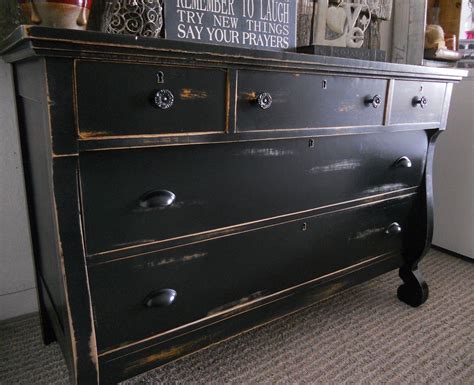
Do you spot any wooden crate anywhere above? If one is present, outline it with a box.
[392,0,427,65]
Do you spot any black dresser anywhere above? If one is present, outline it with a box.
[1,26,466,384]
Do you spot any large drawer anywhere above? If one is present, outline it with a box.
[89,195,415,352]
[237,70,388,131]
[79,131,428,255]
[389,80,446,125]
[75,61,227,137]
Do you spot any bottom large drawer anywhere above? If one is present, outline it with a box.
[89,195,416,352]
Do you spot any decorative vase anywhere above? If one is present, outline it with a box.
[18,0,93,30]
[102,0,163,38]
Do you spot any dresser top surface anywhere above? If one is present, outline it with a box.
[0,26,467,82]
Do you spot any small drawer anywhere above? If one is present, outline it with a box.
[89,195,415,352]
[75,61,227,137]
[389,80,446,125]
[237,70,388,131]
[79,131,428,255]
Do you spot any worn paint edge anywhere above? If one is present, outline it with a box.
[45,58,100,384]
[43,58,79,385]
[384,79,395,125]
[99,251,398,357]
[88,190,418,264]
[13,31,465,82]
[77,124,439,153]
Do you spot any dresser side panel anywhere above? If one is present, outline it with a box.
[14,58,99,384]
[14,58,73,370]
[51,156,99,385]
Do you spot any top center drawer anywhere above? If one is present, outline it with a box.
[75,61,227,138]
[237,70,388,131]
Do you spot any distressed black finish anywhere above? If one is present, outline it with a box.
[389,80,446,125]
[90,195,416,352]
[1,26,465,385]
[76,61,227,137]
[80,131,428,255]
[237,71,388,130]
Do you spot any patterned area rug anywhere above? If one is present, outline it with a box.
[1,249,473,384]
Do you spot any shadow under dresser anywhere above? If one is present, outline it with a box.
[0,26,466,385]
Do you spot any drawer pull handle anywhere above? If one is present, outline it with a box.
[154,89,174,110]
[366,94,382,108]
[386,222,402,235]
[413,96,428,109]
[139,190,176,209]
[257,92,273,110]
[395,156,412,168]
[144,289,177,308]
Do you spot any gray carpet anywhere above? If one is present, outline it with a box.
[1,249,473,385]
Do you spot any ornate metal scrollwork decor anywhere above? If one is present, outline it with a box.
[102,0,163,38]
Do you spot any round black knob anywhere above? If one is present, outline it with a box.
[413,96,428,109]
[394,156,412,168]
[154,89,174,110]
[144,289,177,308]
[385,222,402,235]
[367,94,382,108]
[257,92,273,110]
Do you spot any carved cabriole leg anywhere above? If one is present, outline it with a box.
[397,266,429,307]
[398,130,441,307]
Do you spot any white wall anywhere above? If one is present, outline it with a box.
[0,60,38,320]
[433,70,474,258]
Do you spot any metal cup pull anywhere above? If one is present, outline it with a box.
[144,289,177,308]
[394,156,412,168]
[385,222,402,235]
[139,190,176,209]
